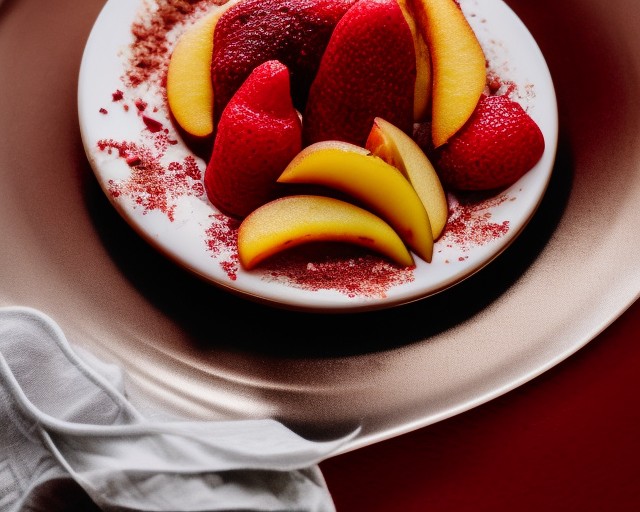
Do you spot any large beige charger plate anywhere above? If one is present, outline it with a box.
[0,0,639,451]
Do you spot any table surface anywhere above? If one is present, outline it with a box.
[320,297,640,511]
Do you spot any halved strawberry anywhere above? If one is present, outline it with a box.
[416,94,545,191]
[204,60,302,219]
[302,0,416,147]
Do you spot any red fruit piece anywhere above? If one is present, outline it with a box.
[205,60,302,219]
[417,94,545,191]
[303,0,416,147]
[211,0,356,122]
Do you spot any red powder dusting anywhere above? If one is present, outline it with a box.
[203,218,415,297]
[264,247,415,299]
[503,80,518,97]
[485,71,518,98]
[97,137,204,222]
[125,0,223,88]
[205,214,240,280]
[440,193,510,251]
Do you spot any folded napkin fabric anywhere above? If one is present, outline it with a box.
[0,307,355,511]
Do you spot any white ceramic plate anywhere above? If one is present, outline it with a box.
[78,0,558,313]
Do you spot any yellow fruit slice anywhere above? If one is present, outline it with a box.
[166,7,228,137]
[409,0,487,147]
[278,140,434,262]
[398,0,432,121]
[366,117,448,239]
[237,195,415,269]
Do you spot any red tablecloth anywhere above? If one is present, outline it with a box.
[321,298,640,511]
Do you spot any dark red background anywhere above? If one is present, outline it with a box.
[321,298,640,511]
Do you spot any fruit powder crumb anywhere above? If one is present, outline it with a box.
[440,193,510,251]
[97,138,204,222]
[125,0,223,88]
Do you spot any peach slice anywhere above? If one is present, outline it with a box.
[277,141,434,262]
[237,195,414,269]
[365,117,448,239]
[398,0,432,121]
[409,0,486,147]
[166,6,230,138]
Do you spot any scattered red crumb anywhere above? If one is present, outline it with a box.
[264,247,415,298]
[125,0,222,88]
[112,89,124,101]
[440,193,510,251]
[97,137,204,222]
[203,221,416,297]
[142,115,164,133]
[125,154,141,166]
[486,71,502,94]
[135,99,148,111]
[99,108,108,115]
[205,214,240,280]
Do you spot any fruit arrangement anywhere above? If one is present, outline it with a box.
[166,0,546,270]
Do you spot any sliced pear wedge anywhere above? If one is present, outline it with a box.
[237,195,415,269]
[278,140,434,262]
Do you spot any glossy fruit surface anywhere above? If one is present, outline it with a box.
[166,5,233,138]
[278,140,434,262]
[211,0,356,121]
[366,117,448,239]
[303,0,416,147]
[237,195,415,269]
[398,0,432,121]
[419,94,546,191]
[409,0,487,147]
[205,60,302,218]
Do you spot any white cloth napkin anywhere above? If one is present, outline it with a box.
[0,306,355,511]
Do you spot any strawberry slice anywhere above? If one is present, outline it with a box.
[204,60,302,219]
[417,94,545,191]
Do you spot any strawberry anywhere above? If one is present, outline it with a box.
[211,0,357,123]
[302,0,416,147]
[416,94,545,191]
[204,60,302,219]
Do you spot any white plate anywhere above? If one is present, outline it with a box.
[78,0,558,312]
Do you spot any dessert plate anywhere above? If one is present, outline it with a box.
[78,0,558,312]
